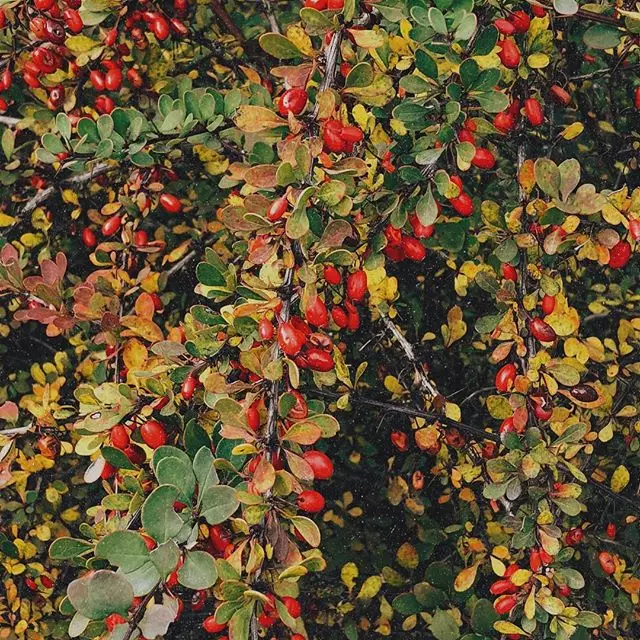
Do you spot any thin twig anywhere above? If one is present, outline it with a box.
[121,585,160,640]
[210,0,245,42]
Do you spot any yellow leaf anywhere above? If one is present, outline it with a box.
[511,569,532,586]
[611,465,630,493]
[341,562,359,593]
[347,28,385,49]
[235,105,287,133]
[285,24,314,56]
[0,212,17,227]
[454,563,478,592]
[494,621,528,635]
[396,542,419,569]
[65,35,100,54]
[527,52,550,68]
[525,585,536,620]
[561,122,584,140]
[384,375,405,395]
[357,575,383,599]
[123,338,148,370]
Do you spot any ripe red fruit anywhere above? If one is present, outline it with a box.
[278,88,308,116]
[391,430,409,452]
[409,214,435,238]
[494,18,515,35]
[532,4,546,16]
[140,420,167,449]
[288,390,309,419]
[324,264,341,285]
[277,321,306,356]
[133,230,149,247]
[63,9,83,33]
[104,68,123,91]
[565,527,583,546]
[493,595,517,614]
[111,424,130,450]
[450,193,474,217]
[303,450,334,480]
[246,404,260,431]
[346,270,367,301]
[267,196,288,222]
[33,48,60,74]
[258,318,274,340]
[401,236,426,261]
[281,596,301,618]
[629,219,640,241]
[341,126,364,143]
[501,263,517,281]
[557,584,571,597]
[323,125,345,153]
[458,128,475,144]
[531,393,553,421]
[105,614,127,632]
[305,296,329,327]
[490,579,518,595]
[598,551,615,575]
[304,0,327,9]
[101,461,116,479]
[495,363,517,392]
[95,95,115,114]
[35,0,55,9]
[509,10,530,33]
[608,240,631,269]
[530,548,542,572]
[209,525,231,552]
[202,616,226,633]
[297,489,325,513]
[529,317,557,342]
[550,85,571,106]
[606,523,617,539]
[635,87,640,110]
[332,305,349,328]
[541,294,555,315]
[493,111,516,133]
[90,70,106,91]
[159,193,182,214]
[499,417,515,433]
[101,215,121,237]
[152,15,171,40]
[498,39,521,68]
[81,227,97,248]
[305,347,334,371]
[471,147,496,170]
[524,98,544,126]
[181,374,198,400]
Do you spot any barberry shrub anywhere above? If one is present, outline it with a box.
[0,0,639,640]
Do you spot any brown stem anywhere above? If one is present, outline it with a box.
[121,584,160,640]
[529,1,622,26]
[210,0,245,42]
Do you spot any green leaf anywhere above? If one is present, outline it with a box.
[49,537,93,560]
[228,603,254,640]
[42,133,66,155]
[471,598,499,635]
[473,25,498,56]
[574,611,602,628]
[583,24,621,49]
[197,262,226,287]
[177,550,219,589]
[474,90,509,113]
[534,158,561,198]
[95,531,150,573]
[67,570,133,619]
[193,446,219,499]
[141,485,185,544]
[259,33,304,59]
[554,0,578,14]
[150,540,180,578]
[345,62,374,88]
[392,593,423,615]
[495,238,518,263]
[430,609,460,640]
[416,187,438,226]
[102,445,138,470]
[454,12,477,40]
[415,50,438,79]
[155,456,196,500]
[428,7,447,34]
[459,59,479,89]
[200,485,239,524]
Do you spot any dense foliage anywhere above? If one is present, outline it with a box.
[0,0,640,639]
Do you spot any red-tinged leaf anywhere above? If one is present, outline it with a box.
[119,316,164,342]
[252,455,276,493]
[284,450,314,482]
[282,421,322,445]
[243,164,279,189]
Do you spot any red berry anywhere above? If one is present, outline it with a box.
[101,215,122,237]
[151,16,170,40]
[498,39,520,69]
[493,111,516,133]
[303,450,334,479]
[140,420,167,449]
[471,147,496,170]
[341,125,363,143]
[529,317,557,343]
[90,70,106,91]
[598,551,615,575]
[104,67,123,91]
[246,404,260,431]
[181,374,198,400]
[267,196,288,222]
[105,614,127,632]
[81,227,97,248]
[409,214,435,238]
[565,527,583,546]
[111,424,130,450]
[277,321,306,356]
[305,296,329,327]
[606,523,617,539]
[203,616,226,633]
[278,88,308,117]
[557,584,571,597]
[134,230,149,247]
[541,294,556,315]
[550,85,571,106]
[297,489,325,513]
[63,9,83,33]
[323,264,341,285]
[258,318,274,340]
[304,0,327,8]
[501,263,517,281]
[495,363,517,393]
[493,595,517,615]
[159,193,182,214]
[494,18,515,35]
[281,596,301,618]
[346,270,367,301]
[608,240,631,269]
[509,10,530,33]
[304,347,334,372]
[458,128,475,144]
[401,236,426,261]
[450,192,474,217]
[524,98,544,126]
[331,306,348,328]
